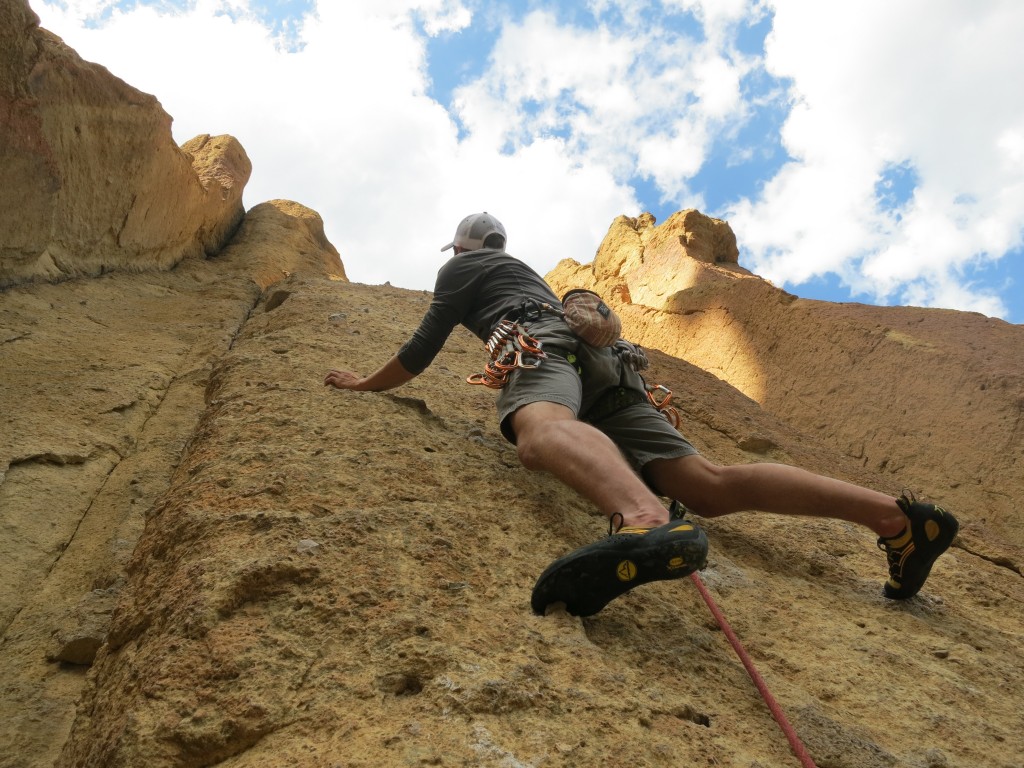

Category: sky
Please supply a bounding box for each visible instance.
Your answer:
[32,0,1024,323]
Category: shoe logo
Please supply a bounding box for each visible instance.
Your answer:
[667,556,688,571]
[925,520,940,542]
[669,523,694,533]
[616,560,637,582]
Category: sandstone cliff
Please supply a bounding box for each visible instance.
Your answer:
[0,1,250,287]
[2,2,1023,767]
[546,212,1024,568]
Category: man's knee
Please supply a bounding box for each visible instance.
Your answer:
[509,402,575,470]
[514,418,570,471]
[647,455,732,516]
[516,438,545,471]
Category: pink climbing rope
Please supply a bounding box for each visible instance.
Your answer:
[689,572,818,768]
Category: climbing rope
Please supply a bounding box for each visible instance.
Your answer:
[689,572,818,768]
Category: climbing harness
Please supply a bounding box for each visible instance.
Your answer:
[582,382,681,427]
[466,296,680,430]
[584,387,649,422]
[466,320,546,389]
[610,339,681,428]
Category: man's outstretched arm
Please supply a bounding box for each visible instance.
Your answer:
[324,354,416,392]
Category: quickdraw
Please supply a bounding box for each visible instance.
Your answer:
[614,341,680,428]
[467,320,547,389]
[646,383,681,429]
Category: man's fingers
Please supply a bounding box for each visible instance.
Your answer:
[324,369,359,389]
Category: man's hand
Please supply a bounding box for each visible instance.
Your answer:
[324,369,365,390]
[323,356,417,392]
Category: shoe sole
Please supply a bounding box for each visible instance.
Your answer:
[884,510,959,600]
[531,521,709,617]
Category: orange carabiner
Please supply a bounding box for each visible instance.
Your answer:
[646,384,673,409]
[517,331,544,356]
[467,370,506,389]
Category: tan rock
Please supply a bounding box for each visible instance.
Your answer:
[2,9,1023,768]
[37,276,1023,768]
[555,209,745,310]
[0,0,250,287]
[0,196,344,765]
[46,587,120,666]
[4,213,1023,768]
[548,210,1024,562]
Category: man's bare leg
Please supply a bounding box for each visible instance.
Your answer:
[517,403,710,616]
[644,454,908,537]
[510,403,907,536]
[509,402,670,529]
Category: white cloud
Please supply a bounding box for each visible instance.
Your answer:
[665,0,766,42]
[413,0,472,36]
[34,0,760,291]
[452,8,756,212]
[29,0,1024,319]
[728,0,1024,316]
[34,0,632,288]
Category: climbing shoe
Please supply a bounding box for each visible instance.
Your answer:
[878,492,959,600]
[531,516,709,617]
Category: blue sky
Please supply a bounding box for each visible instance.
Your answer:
[34,0,1024,323]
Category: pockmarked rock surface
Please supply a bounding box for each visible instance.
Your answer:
[24,275,1021,768]
[3,3,1024,766]
[0,198,345,766]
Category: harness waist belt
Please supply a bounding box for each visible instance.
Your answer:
[582,386,649,423]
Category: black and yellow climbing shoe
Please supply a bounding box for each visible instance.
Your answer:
[878,492,959,600]
[531,516,709,617]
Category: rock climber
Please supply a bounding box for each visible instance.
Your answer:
[324,212,959,616]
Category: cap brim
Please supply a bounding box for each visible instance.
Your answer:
[440,241,455,252]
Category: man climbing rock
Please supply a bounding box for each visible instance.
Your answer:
[324,212,959,616]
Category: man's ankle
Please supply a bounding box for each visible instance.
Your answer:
[618,510,670,529]
[873,500,909,538]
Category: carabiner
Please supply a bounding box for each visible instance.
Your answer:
[646,384,674,409]
[516,332,544,356]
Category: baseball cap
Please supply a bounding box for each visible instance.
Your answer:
[440,212,507,252]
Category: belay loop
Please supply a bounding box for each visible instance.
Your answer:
[467,320,547,389]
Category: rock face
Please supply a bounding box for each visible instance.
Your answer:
[11,277,1018,768]
[3,5,1024,768]
[547,211,1024,562]
[0,0,250,287]
[588,210,742,309]
[0,198,346,766]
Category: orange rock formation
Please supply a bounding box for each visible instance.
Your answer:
[2,2,1021,766]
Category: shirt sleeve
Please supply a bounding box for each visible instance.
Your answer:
[397,258,481,374]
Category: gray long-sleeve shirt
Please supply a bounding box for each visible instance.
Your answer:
[397,248,562,374]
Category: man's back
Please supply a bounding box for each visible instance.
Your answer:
[399,248,561,374]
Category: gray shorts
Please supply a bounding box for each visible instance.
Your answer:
[495,317,699,472]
